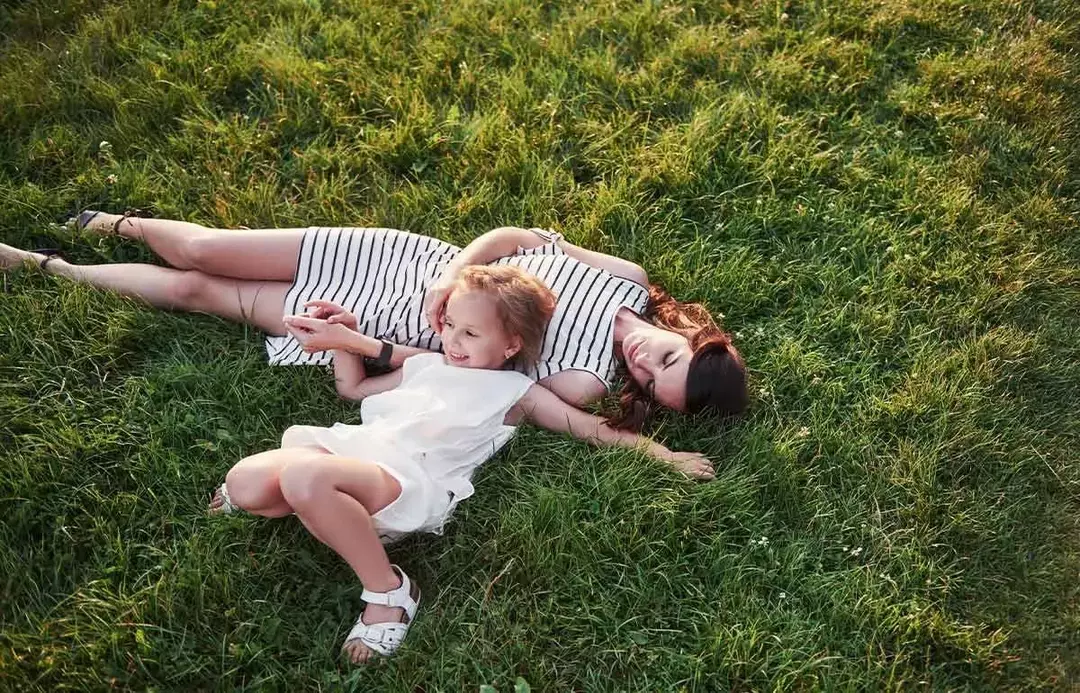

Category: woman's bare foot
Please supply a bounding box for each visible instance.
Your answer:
[0,243,48,270]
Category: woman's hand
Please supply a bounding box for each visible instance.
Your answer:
[283,315,359,353]
[303,300,358,330]
[659,450,716,481]
[423,271,458,335]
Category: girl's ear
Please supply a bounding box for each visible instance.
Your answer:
[504,335,523,361]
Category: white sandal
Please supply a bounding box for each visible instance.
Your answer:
[211,482,239,514]
[343,565,421,659]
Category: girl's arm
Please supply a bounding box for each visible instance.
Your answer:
[284,299,430,369]
[332,350,404,401]
[288,321,430,368]
[509,384,715,480]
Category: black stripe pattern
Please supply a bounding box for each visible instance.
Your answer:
[265,227,650,387]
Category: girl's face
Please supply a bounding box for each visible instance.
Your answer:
[620,323,692,412]
[441,288,522,369]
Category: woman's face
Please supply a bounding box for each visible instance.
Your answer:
[620,323,692,412]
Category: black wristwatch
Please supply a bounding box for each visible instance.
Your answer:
[363,339,395,375]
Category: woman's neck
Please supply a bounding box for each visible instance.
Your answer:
[612,306,645,346]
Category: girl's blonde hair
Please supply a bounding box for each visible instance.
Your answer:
[453,265,557,365]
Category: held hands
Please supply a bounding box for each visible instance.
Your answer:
[304,300,358,329]
[283,300,359,353]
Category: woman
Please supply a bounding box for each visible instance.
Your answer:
[1,212,748,465]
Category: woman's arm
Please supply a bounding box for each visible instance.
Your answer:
[425,227,649,330]
[509,384,715,480]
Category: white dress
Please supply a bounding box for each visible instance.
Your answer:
[280,353,535,543]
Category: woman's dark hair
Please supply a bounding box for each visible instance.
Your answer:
[605,284,748,431]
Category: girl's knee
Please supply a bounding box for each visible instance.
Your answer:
[278,452,336,509]
[224,459,277,511]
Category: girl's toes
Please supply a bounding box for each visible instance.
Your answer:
[343,640,373,664]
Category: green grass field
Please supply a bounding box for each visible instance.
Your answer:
[2,0,1079,689]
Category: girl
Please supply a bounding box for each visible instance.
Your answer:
[207,265,714,664]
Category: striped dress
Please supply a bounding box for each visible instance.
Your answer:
[265,227,650,388]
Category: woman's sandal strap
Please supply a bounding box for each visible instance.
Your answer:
[74,210,104,231]
[112,208,153,235]
[31,248,62,270]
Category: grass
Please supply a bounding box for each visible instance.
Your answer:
[2,0,1079,689]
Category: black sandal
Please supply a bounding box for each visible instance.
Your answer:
[111,207,153,234]
[72,210,105,231]
[31,248,63,271]
[71,207,153,234]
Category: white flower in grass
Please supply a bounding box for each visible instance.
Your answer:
[106,174,117,185]
[796,426,810,438]
[779,592,787,600]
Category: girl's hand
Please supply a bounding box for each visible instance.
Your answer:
[303,300,358,330]
[662,451,716,481]
[283,315,358,353]
[423,272,458,335]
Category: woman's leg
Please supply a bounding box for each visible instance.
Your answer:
[79,212,305,281]
[0,244,290,335]
[276,449,409,664]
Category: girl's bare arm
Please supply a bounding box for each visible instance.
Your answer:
[332,351,404,401]
[508,384,715,480]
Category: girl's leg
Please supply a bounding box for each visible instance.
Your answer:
[276,450,409,664]
[0,245,290,335]
[211,447,305,518]
[80,212,305,281]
